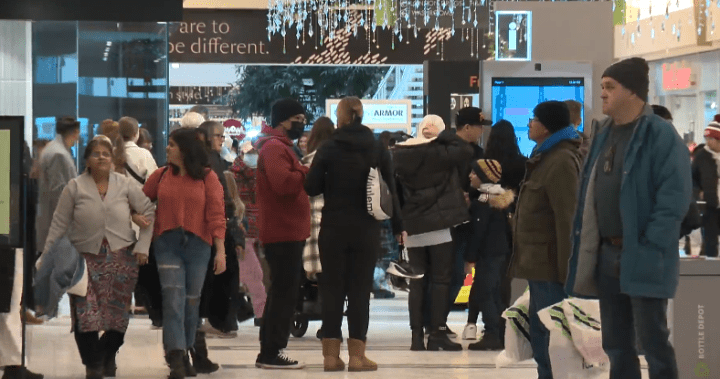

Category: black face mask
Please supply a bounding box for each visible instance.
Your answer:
[287,121,305,140]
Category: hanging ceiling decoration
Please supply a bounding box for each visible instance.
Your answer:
[266,0,489,56]
[616,0,715,46]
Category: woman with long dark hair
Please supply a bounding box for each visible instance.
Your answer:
[461,119,527,348]
[483,120,527,194]
[143,128,226,379]
[305,98,402,371]
[41,137,156,379]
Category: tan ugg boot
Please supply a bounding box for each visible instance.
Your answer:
[322,338,345,372]
[347,338,378,372]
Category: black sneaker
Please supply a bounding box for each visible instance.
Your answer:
[255,353,305,370]
[373,289,396,299]
[387,261,424,279]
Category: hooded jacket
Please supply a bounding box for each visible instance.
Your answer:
[393,129,473,236]
[509,129,582,284]
[465,184,515,263]
[566,106,692,299]
[304,121,403,234]
[255,123,311,245]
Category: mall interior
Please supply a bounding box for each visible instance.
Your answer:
[1,0,720,378]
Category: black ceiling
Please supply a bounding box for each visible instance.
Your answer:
[0,0,183,22]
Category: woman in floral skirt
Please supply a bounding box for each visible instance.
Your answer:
[41,136,156,379]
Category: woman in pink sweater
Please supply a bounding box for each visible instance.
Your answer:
[143,128,226,379]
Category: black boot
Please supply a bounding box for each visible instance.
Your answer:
[100,331,124,378]
[167,350,186,379]
[102,353,116,377]
[183,351,197,377]
[427,331,462,351]
[85,365,103,379]
[190,332,219,374]
[1,366,44,379]
[468,332,504,351]
[410,328,425,351]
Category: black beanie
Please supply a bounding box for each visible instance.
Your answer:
[533,101,571,134]
[602,57,650,102]
[271,98,305,127]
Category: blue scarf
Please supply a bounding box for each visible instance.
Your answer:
[531,126,580,158]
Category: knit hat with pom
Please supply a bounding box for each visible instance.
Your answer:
[705,115,720,140]
[472,159,502,184]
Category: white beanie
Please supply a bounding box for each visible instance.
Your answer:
[416,114,445,141]
[180,111,205,129]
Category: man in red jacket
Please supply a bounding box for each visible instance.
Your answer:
[254,98,311,370]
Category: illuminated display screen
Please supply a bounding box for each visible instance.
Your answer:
[491,77,584,157]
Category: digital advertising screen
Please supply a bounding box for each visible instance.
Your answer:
[491,77,584,157]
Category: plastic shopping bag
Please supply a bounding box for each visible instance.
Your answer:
[561,298,609,368]
[495,287,534,368]
[538,302,607,379]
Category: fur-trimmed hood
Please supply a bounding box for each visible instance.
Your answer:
[477,184,515,210]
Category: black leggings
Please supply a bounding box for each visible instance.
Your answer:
[318,220,380,341]
[74,330,124,367]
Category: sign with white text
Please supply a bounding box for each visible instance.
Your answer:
[326,99,412,133]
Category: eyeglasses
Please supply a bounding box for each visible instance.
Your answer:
[90,151,112,159]
[604,145,616,173]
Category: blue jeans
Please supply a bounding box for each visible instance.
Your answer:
[155,229,211,352]
[597,243,678,379]
[527,280,567,379]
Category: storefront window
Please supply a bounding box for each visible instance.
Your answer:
[32,21,169,169]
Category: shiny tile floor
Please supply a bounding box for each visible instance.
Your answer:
[20,292,649,379]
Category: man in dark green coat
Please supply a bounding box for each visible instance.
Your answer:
[508,101,582,379]
[565,58,691,379]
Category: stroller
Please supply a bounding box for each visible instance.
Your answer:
[289,271,349,339]
[289,273,322,338]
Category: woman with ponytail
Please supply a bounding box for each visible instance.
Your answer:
[304,97,403,372]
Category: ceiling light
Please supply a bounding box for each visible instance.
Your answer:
[171,63,180,69]
[103,57,107,61]
[106,41,112,46]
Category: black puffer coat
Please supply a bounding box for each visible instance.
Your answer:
[393,130,473,236]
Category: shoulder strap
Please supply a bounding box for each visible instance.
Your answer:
[124,162,145,185]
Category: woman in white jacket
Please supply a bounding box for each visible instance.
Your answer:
[41,137,155,379]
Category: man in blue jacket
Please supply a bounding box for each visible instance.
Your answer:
[565,58,692,379]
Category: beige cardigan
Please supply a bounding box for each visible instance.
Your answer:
[42,172,156,256]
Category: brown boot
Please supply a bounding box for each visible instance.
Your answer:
[321,338,345,372]
[347,338,377,372]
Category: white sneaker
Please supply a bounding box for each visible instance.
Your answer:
[462,324,478,340]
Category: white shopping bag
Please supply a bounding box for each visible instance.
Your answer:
[561,298,609,368]
[496,287,534,368]
[538,302,607,379]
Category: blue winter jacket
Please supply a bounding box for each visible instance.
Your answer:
[565,105,692,299]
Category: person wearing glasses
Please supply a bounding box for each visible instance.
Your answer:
[508,100,582,379]
[566,58,691,379]
[254,98,311,370]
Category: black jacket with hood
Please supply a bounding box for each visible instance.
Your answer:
[465,185,515,263]
[393,129,473,236]
[304,121,403,234]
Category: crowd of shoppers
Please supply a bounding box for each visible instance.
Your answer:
[1,57,702,379]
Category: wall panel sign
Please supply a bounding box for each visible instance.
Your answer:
[169,86,232,105]
[326,99,412,129]
[495,11,532,61]
[662,63,695,91]
[169,10,490,65]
